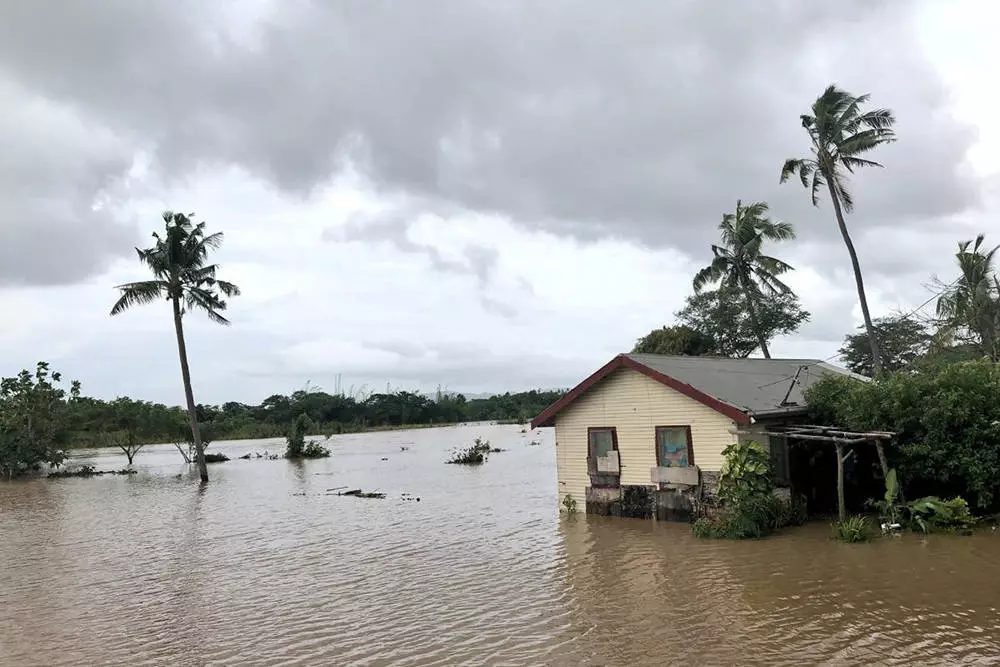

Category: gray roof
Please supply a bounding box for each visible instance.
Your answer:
[626,353,866,417]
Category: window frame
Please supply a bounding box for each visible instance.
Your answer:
[654,425,695,468]
[587,426,620,488]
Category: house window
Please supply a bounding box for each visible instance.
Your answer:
[587,427,620,487]
[656,426,694,468]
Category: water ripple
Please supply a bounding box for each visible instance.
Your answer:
[3,425,1000,665]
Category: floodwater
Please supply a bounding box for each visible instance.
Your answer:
[2,424,1000,666]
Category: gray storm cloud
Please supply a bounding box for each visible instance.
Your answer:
[0,0,980,285]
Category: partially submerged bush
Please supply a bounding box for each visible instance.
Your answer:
[562,494,578,514]
[694,440,801,540]
[285,414,331,459]
[203,453,229,463]
[806,361,1000,511]
[446,438,497,465]
[907,495,976,534]
[48,465,136,479]
[832,515,872,543]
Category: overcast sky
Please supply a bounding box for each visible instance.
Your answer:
[1,0,998,405]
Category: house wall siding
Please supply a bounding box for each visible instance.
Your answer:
[554,367,738,504]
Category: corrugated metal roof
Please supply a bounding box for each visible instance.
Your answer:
[625,353,865,416]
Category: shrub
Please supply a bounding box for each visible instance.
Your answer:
[562,494,578,514]
[832,515,872,543]
[285,413,331,459]
[693,440,801,540]
[203,453,229,463]
[907,496,977,533]
[446,438,495,464]
[806,361,1000,511]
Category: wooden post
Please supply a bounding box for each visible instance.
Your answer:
[835,442,846,522]
[874,440,889,479]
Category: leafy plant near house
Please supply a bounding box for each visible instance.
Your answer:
[867,467,905,526]
[718,440,773,504]
[832,515,872,543]
[693,440,799,540]
[907,496,976,534]
[562,494,578,514]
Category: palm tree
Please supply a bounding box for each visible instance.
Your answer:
[936,234,1000,361]
[781,84,896,376]
[693,200,796,358]
[110,212,240,482]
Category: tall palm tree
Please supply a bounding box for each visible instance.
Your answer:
[693,200,796,358]
[936,234,1000,361]
[110,212,240,482]
[781,84,896,376]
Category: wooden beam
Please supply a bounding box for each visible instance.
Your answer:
[750,430,869,445]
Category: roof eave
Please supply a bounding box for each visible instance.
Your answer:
[529,354,752,428]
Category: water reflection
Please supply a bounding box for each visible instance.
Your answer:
[2,424,999,666]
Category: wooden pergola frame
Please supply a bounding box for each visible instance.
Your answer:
[740,424,896,521]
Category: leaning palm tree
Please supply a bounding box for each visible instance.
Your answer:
[693,200,796,358]
[780,84,896,376]
[110,212,240,482]
[936,234,1000,361]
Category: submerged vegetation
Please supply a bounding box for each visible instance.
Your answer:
[831,516,872,543]
[446,438,498,465]
[284,414,331,459]
[693,441,804,540]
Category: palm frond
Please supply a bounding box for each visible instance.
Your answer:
[841,156,884,173]
[110,280,167,316]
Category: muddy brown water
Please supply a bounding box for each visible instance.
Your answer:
[2,423,1000,666]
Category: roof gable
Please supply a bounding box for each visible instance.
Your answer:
[530,353,862,428]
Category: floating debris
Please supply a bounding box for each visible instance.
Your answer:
[48,466,137,479]
[401,493,421,502]
[333,488,386,499]
[400,445,410,451]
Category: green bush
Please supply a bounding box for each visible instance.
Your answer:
[806,361,1000,511]
[446,438,496,465]
[562,494,578,514]
[284,413,331,459]
[693,440,802,540]
[832,515,872,543]
[907,495,976,533]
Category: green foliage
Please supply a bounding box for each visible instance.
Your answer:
[936,234,1000,362]
[694,440,801,540]
[906,496,976,534]
[562,494,578,514]
[284,413,331,459]
[832,515,872,543]
[692,200,799,358]
[839,315,932,377]
[110,211,241,324]
[806,361,1000,510]
[57,386,563,452]
[675,287,809,358]
[446,438,494,465]
[632,325,717,356]
[867,468,905,526]
[718,440,774,505]
[0,362,80,478]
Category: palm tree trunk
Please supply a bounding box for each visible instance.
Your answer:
[172,296,208,482]
[826,179,883,376]
[743,290,771,358]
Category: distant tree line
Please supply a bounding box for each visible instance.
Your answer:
[0,373,564,476]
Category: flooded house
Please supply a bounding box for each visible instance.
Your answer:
[531,353,866,520]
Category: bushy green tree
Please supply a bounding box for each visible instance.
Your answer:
[0,362,80,477]
[632,325,717,356]
[806,361,1000,509]
[838,315,931,376]
[676,286,809,358]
